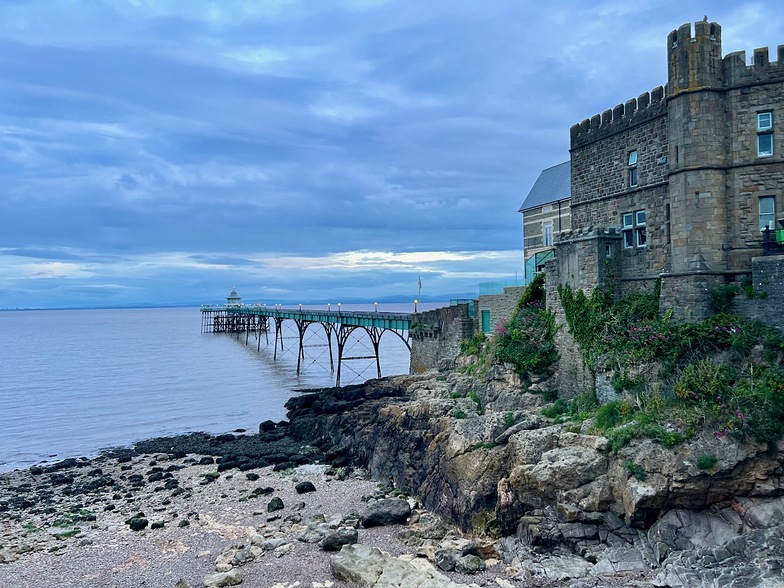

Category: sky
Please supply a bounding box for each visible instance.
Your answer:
[1,1,783,308]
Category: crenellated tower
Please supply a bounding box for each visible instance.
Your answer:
[661,21,731,319]
[562,20,783,322]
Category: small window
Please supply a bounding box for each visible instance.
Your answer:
[758,133,774,157]
[758,112,773,131]
[622,209,647,249]
[636,226,647,247]
[604,244,613,258]
[757,112,774,157]
[635,210,646,226]
[760,196,775,231]
[627,150,638,188]
[543,221,553,247]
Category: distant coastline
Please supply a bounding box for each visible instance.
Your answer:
[0,295,467,313]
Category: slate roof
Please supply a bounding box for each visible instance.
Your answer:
[519,161,571,212]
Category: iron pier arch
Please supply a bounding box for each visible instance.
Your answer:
[200,305,412,386]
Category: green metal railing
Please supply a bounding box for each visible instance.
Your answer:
[200,305,411,330]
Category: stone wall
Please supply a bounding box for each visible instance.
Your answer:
[475,286,526,334]
[543,258,594,399]
[553,230,622,296]
[733,255,784,332]
[568,97,669,286]
[409,303,474,373]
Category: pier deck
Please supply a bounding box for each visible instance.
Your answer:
[200,305,413,386]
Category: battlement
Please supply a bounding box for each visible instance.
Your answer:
[570,86,666,149]
[723,45,784,87]
[668,21,723,95]
[667,20,721,52]
[555,226,622,245]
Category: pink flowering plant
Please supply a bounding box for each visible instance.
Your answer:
[494,274,560,376]
[675,360,784,443]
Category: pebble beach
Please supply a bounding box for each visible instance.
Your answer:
[0,433,509,588]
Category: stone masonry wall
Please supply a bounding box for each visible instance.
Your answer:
[543,258,594,399]
[476,286,526,334]
[723,78,784,268]
[732,255,784,332]
[554,230,622,296]
[409,303,473,373]
[569,105,669,284]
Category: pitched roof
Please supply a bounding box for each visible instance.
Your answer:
[519,161,571,212]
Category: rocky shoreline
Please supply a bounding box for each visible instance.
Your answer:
[3,367,784,587]
[0,430,505,587]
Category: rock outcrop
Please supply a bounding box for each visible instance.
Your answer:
[285,364,784,586]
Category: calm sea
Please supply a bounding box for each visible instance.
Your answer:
[0,303,439,472]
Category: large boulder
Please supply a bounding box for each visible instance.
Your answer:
[361,499,411,527]
[330,544,478,588]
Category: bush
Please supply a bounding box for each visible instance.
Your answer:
[697,454,717,470]
[460,332,486,356]
[730,367,784,444]
[594,400,632,430]
[624,460,647,481]
[493,276,560,376]
[674,359,733,403]
[541,399,569,419]
[495,302,559,375]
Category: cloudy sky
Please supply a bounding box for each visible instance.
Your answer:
[1,1,782,308]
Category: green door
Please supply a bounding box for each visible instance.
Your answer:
[481,310,491,333]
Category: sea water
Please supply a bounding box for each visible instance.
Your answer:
[0,303,438,472]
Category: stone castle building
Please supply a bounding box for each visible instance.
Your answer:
[554,20,784,320]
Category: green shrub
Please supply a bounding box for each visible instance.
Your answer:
[730,367,784,444]
[504,412,516,429]
[495,304,559,375]
[624,460,647,481]
[697,454,717,470]
[454,408,467,419]
[541,399,569,419]
[460,332,487,356]
[594,400,631,430]
[675,359,732,402]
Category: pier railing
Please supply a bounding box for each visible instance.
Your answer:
[200,305,412,386]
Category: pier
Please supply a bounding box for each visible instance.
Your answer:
[200,303,412,386]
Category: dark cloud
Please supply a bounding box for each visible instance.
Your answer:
[0,0,779,307]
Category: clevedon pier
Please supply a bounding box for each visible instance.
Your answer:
[200,300,413,386]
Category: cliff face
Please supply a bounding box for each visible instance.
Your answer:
[285,365,784,585]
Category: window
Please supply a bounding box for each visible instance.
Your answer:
[622,213,634,248]
[759,196,775,231]
[622,210,647,248]
[543,221,553,247]
[627,150,638,187]
[758,112,774,157]
[635,210,647,247]
[665,203,671,244]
